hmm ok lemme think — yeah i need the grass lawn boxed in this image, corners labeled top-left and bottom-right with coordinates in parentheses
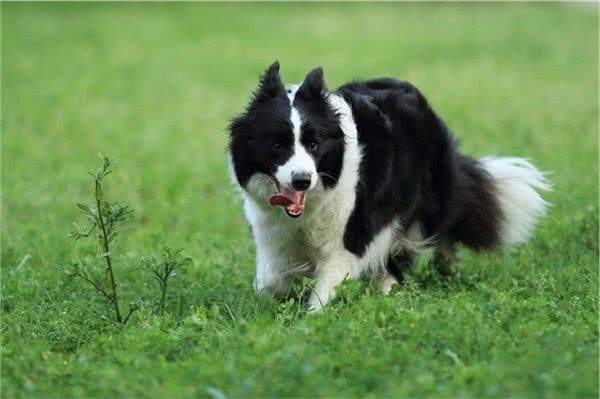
top-left (1, 2), bottom-right (598, 398)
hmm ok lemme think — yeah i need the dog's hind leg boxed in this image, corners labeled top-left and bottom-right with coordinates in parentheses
top-left (432, 240), bottom-right (461, 277)
top-left (381, 251), bottom-right (414, 294)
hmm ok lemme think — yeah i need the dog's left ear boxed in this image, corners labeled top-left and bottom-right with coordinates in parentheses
top-left (297, 66), bottom-right (327, 100)
top-left (255, 60), bottom-right (285, 101)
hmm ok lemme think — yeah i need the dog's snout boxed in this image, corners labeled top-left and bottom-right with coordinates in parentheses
top-left (291, 172), bottom-right (312, 191)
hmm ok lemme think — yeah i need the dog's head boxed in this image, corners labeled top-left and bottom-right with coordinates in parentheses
top-left (228, 61), bottom-right (345, 218)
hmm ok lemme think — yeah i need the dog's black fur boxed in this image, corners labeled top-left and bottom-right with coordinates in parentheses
top-left (336, 79), bottom-right (502, 270)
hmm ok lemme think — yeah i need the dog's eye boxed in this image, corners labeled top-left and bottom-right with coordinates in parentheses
top-left (307, 141), bottom-right (319, 151)
top-left (272, 143), bottom-right (283, 151)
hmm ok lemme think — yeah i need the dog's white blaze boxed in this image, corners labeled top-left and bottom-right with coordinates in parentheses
top-left (274, 88), bottom-right (317, 190)
top-left (480, 156), bottom-right (551, 245)
top-left (286, 84), bottom-right (299, 101)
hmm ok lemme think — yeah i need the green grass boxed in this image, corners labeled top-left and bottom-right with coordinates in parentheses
top-left (1, 2), bottom-right (598, 398)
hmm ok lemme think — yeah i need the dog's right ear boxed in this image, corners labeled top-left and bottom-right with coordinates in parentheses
top-left (296, 66), bottom-right (326, 100)
top-left (254, 60), bottom-right (285, 101)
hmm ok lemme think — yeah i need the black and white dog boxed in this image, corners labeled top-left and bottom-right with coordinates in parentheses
top-left (228, 61), bottom-right (550, 311)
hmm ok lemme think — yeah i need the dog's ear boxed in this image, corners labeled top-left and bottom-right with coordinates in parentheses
top-left (255, 60), bottom-right (285, 101)
top-left (297, 66), bottom-right (327, 100)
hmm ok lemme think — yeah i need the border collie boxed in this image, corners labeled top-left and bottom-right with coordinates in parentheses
top-left (228, 61), bottom-right (550, 311)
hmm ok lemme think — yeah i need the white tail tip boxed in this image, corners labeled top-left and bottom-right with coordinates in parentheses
top-left (480, 157), bottom-right (552, 246)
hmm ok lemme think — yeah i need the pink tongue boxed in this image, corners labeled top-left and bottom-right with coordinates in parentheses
top-left (269, 186), bottom-right (303, 207)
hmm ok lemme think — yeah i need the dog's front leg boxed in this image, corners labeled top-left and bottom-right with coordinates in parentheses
top-left (254, 244), bottom-right (291, 298)
top-left (307, 252), bottom-right (356, 312)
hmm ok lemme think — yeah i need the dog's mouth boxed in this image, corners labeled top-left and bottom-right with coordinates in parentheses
top-left (268, 178), bottom-right (306, 218)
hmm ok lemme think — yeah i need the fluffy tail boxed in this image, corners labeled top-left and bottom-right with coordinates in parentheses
top-left (479, 157), bottom-right (551, 246)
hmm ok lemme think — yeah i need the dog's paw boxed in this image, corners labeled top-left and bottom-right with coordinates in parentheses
top-left (305, 293), bottom-right (326, 313)
top-left (380, 274), bottom-right (400, 295)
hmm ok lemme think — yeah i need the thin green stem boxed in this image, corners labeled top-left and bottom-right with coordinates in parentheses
top-left (95, 178), bottom-right (122, 323)
top-left (158, 276), bottom-right (168, 316)
top-left (73, 272), bottom-right (114, 303)
top-left (123, 307), bottom-right (136, 325)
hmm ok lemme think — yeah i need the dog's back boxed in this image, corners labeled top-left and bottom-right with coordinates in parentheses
top-left (337, 78), bottom-right (550, 280)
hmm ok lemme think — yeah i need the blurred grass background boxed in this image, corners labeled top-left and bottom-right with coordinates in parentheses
top-left (1, 2), bottom-right (598, 398)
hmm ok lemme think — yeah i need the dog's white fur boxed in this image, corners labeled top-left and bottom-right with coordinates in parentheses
top-left (480, 157), bottom-right (551, 245)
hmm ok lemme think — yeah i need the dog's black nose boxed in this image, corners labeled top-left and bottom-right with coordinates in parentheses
top-left (291, 172), bottom-right (312, 191)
